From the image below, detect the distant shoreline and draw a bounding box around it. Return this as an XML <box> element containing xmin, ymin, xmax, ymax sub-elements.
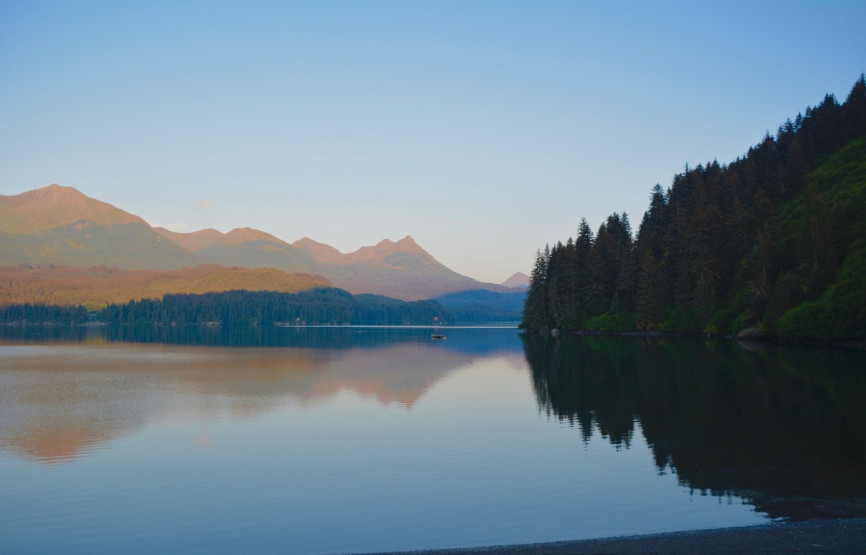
<box><xmin>386</xmin><ymin>518</ymin><xmax>866</xmax><ymax>554</ymax></box>
<box><xmin>0</xmin><ymin>321</ymin><xmax>520</xmax><ymax>329</ymax></box>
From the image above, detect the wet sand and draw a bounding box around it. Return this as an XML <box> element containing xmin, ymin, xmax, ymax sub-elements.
<box><xmin>383</xmin><ymin>518</ymin><xmax>866</xmax><ymax>554</ymax></box>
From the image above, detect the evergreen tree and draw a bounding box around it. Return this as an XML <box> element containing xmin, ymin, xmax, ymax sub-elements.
<box><xmin>522</xmin><ymin>247</ymin><xmax>550</xmax><ymax>329</ymax></box>
<box><xmin>574</xmin><ymin>219</ymin><xmax>594</xmax><ymax>326</ymax></box>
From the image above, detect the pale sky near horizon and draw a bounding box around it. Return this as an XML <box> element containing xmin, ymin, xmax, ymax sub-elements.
<box><xmin>1</xmin><ymin>1</ymin><xmax>864</xmax><ymax>283</ymax></box>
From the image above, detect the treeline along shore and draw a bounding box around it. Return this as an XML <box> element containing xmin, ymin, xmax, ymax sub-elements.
<box><xmin>0</xmin><ymin>288</ymin><xmax>519</xmax><ymax>327</ymax></box>
<box><xmin>521</xmin><ymin>75</ymin><xmax>866</xmax><ymax>343</ymax></box>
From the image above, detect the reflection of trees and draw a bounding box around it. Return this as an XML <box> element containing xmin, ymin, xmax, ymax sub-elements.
<box><xmin>526</xmin><ymin>334</ymin><xmax>639</xmax><ymax>446</ymax></box>
<box><xmin>0</xmin><ymin>324</ymin><xmax>524</xmax><ymax>356</ymax></box>
<box><xmin>522</xmin><ymin>334</ymin><xmax>866</xmax><ymax>519</ymax></box>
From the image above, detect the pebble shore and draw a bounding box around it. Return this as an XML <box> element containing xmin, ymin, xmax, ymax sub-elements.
<box><xmin>379</xmin><ymin>518</ymin><xmax>866</xmax><ymax>554</ymax></box>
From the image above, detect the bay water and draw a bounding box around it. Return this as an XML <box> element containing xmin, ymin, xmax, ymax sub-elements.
<box><xmin>2</xmin><ymin>326</ymin><xmax>865</xmax><ymax>553</ymax></box>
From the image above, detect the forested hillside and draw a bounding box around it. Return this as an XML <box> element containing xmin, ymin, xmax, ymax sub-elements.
<box><xmin>0</xmin><ymin>289</ymin><xmax>451</xmax><ymax>326</ymax></box>
<box><xmin>0</xmin><ymin>286</ymin><xmax>528</xmax><ymax>326</ymax></box>
<box><xmin>103</xmin><ymin>289</ymin><xmax>450</xmax><ymax>326</ymax></box>
<box><xmin>434</xmin><ymin>289</ymin><xmax>526</xmax><ymax>322</ymax></box>
<box><xmin>522</xmin><ymin>75</ymin><xmax>866</xmax><ymax>341</ymax></box>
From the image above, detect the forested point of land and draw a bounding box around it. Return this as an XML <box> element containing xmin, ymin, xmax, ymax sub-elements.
<box><xmin>0</xmin><ymin>288</ymin><xmax>510</xmax><ymax>326</ymax></box>
<box><xmin>522</xmin><ymin>75</ymin><xmax>866</xmax><ymax>342</ymax></box>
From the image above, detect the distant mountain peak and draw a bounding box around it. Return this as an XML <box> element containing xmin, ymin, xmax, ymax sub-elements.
<box><xmin>0</xmin><ymin>184</ymin><xmax>146</xmax><ymax>233</ymax></box>
<box><xmin>502</xmin><ymin>272</ymin><xmax>530</xmax><ymax>289</ymax></box>
<box><xmin>224</xmin><ymin>227</ymin><xmax>286</xmax><ymax>245</ymax></box>
<box><xmin>342</xmin><ymin>235</ymin><xmax>435</xmax><ymax>265</ymax></box>
<box><xmin>292</xmin><ymin>237</ymin><xmax>343</xmax><ymax>263</ymax></box>
<box><xmin>395</xmin><ymin>235</ymin><xmax>423</xmax><ymax>251</ymax></box>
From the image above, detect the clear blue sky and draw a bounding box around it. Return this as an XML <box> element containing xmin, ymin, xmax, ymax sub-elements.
<box><xmin>1</xmin><ymin>1</ymin><xmax>864</xmax><ymax>283</ymax></box>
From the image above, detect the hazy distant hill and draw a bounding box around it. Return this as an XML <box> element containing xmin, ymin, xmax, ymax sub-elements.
<box><xmin>0</xmin><ymin>264</ymin><xmax>331</xmax><ymax>307</ymax></box>
<box><xmin>152</xmin><ymin>227</ymin><xmax>230</xmax><ymax>251</ymax></box>
<box><xmin>294</xmin><ymin>236</ymin><xmax>496</xmax><ymax>300</ymax></box>
<box><xmin>291</xmin><ymin>237</ymin><xmax>344</xmax><ymax>264</ymax></box>
<box><xmin>501</xmin><ymin>272</ymin><xmax>530</xmax><ymax>289</ymax></box>
<box><xmin>155</xmin><ymin>226</ymin><xmax>320</xmax><ymax>275</ymax></box>
<box><xmin>0</xmin><ymin>221</ymin><xmax>200</xmax><ymax>270</ymax></box>
<box><xmin>1</xmin><ymin>184</ymin><xmax>514</xmax><ymax>301</ymax></box>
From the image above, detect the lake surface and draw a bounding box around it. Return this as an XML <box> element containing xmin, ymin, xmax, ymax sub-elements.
<box><xmin>2</xmin><ymin>326</ymin><xmax>865</xmax><ymax>554</ymax></box>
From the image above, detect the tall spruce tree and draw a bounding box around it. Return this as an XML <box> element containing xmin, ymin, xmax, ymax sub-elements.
<box><xmin>522</xmin><ymin>247</ymin><xmax>550</xmax><ymax>329</ymax></box>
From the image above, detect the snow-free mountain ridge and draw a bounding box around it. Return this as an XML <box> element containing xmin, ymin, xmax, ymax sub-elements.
<box><xmin>0</xmin><ymin>184</ymin><xmax>146</xmax><ymax>233</ymax></box>
<box><xmin>1</xmin><ymin>185</ymin><xmax>521</xmax><ymax>301</ymax></box>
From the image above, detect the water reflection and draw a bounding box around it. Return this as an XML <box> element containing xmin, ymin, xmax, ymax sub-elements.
<box><xmin>522</xmin><ymin>334</ymin><xmax>866</xmax><ymax>520</ymax></box>
<box><xmin>0</xmin><ymin>326</ymin><xmax>523</xmax><ymax>465</ymax></box>
<box><xmin>0</xmin><ymin>323</ymin><xmax>522</xmax><ymax>355</ymax></box>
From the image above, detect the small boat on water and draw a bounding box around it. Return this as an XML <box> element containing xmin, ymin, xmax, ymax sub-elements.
<box><xmin>431</xmin><ymin>316</ymin><xmax>445</xmax><ymax>339</ymax></box>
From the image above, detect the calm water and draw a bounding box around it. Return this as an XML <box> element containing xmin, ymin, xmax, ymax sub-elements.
<box><xmin>2</xmin><ymin>326</ymin><xmax>865</xmax><ymax>554</ymax></box>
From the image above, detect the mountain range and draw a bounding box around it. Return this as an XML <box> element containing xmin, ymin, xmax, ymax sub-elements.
<box><xmin>0</xmin><ymin>184</ymin><xmax>521</xmax><ymax>302</ymax></box>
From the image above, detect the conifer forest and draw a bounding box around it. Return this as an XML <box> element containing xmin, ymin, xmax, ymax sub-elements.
<box><xmin>522</xmin><ymin>76</ymin><xmax>866</xmax><ymax>342</ymax></box>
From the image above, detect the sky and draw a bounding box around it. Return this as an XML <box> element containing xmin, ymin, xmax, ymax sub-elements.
<box><xmin>1</xmin><ymin>1</ymin><xmax>864</xmax><ymax>284</ymax></box>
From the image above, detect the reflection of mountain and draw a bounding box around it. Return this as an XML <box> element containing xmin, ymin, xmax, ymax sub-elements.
<box><xmin>0</xmin><ymin>328</ymin><xmax>521</xmax><ymax>464</ymax></box>
<box><xmin>299</xmin><ymin>343</ymin><xmax>471</xmax><ymax>409</ymax></box>
<box><xmin>0</xmin><ymin>342</ymin><xmax>321</xmax><ymax>463</ymax></box>
<box><xmin>522</xmin><ymin>334</ymin><xmax>866</xmax><ymax>520</ymax></box>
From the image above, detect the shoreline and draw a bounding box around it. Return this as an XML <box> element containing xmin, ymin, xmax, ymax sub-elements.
<box><xmin>382</xmin><ymin>519</ymin><xmax>866</xmax><ymax>554</ymax></box>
